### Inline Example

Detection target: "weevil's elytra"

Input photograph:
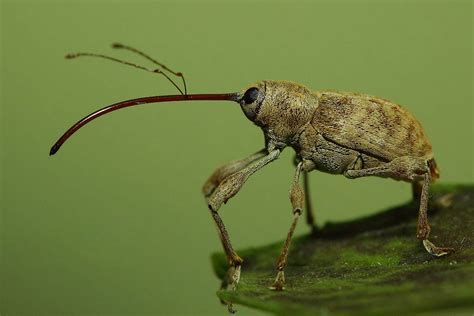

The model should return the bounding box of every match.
[50,44,454,296]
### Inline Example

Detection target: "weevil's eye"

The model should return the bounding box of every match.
[239,87,263,121]
[243,87,260,104]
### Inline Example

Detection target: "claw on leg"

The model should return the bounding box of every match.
[219,296,237,314]
[269,270,285,291]
[422,239,455,257]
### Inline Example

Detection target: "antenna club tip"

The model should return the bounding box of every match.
[112,43,125,48]
[49,143,61,156]
[65,53,78,59]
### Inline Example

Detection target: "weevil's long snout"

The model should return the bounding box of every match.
[49,93,241,155]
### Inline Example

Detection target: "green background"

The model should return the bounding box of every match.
[1,1,472,315]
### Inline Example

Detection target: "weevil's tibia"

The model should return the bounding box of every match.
[211,211,244,271]
[270,161,305,291]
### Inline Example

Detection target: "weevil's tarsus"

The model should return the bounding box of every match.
[218,267,239,314]
[270,161,304,291]
[218,296,235,313]
[66,52,185,95]
[49,93,240,155]
[226,264,241,291]
[270,271,285,291]
[112,42,188,95]
[423,240,453,257]
[226,302,237,314]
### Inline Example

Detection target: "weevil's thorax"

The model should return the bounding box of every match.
[239,80,318,149]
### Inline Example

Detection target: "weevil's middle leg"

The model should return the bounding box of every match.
[293,155,317,232]
[270,161,304,291]
[303,171,318,233]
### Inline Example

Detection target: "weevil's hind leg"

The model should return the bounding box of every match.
[344,156,454,257]
[416,173,454,257]
[270,161,304,291]
[303,171,318,233]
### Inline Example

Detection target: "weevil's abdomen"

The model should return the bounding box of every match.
[311,91,434,163]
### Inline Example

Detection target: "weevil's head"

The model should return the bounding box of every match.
[238,80,318,142]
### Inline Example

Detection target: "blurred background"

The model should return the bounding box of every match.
[1,0,472,315]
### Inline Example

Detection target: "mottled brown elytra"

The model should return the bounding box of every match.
[50,44,454,294]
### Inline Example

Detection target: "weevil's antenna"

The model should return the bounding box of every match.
[49,92,241,156]
[65,53,185,95]
[112,43,187,95]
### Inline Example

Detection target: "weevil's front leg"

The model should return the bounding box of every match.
[202,149,267,200]
[208,149,280,289]
[270,161,304,291]
[344,156,454,257]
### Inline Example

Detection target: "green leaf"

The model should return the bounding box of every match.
[212,184,474,315]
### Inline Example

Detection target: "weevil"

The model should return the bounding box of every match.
[50,44,454,292]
